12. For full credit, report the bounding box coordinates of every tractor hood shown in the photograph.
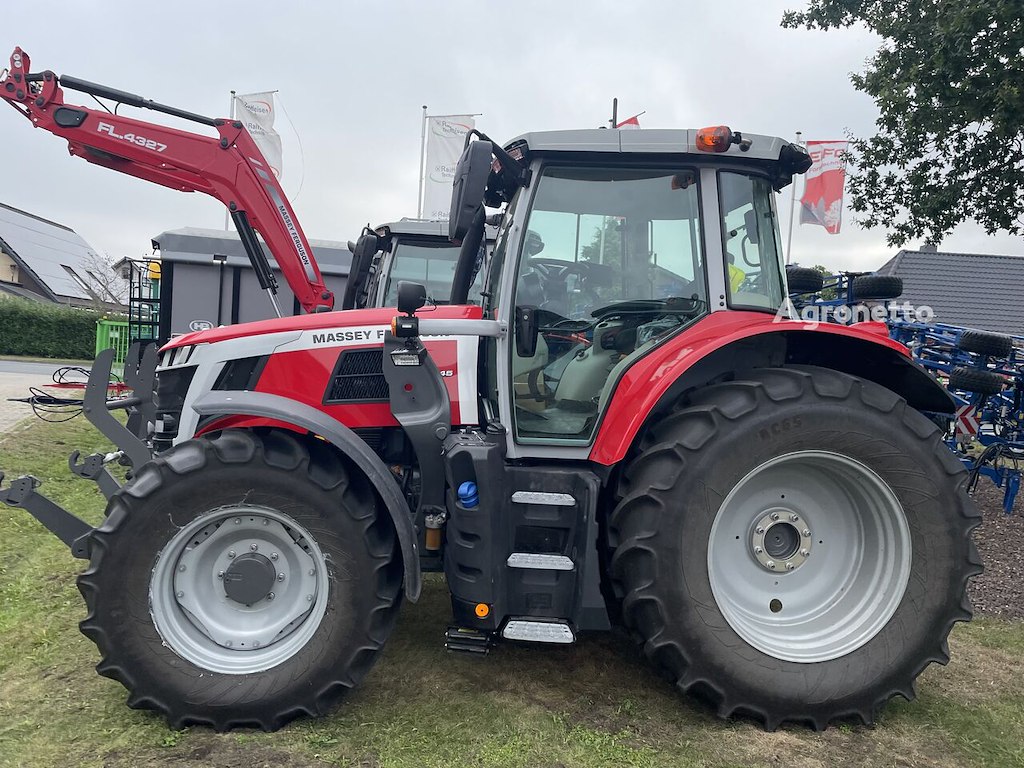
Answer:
[162,304,484,350]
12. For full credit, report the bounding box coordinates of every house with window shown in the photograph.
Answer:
[0,202,127,311]
[875,245,1024,335]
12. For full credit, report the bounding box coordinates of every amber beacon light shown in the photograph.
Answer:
[696,125,734,153]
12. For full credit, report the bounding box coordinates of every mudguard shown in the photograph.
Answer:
[190,390,422,601]
[590,312,954,466]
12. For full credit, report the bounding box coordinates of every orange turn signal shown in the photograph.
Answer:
[696,125,733,153]
[475,603,490,618]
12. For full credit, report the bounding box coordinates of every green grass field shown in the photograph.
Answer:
[1,416,1023,768]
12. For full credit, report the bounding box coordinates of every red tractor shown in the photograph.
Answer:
[0,49,980,732]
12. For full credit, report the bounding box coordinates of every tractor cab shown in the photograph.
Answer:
[342,218,496,310]
[444,127,812,454]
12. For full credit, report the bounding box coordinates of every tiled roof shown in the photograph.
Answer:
[0,202,105,302]
[876,249,1024,335]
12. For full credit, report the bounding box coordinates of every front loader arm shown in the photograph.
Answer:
[0,47,333,314]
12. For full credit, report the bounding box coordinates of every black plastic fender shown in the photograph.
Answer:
[190,390,422,601]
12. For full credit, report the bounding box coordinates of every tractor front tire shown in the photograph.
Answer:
[609,366,980,730]
[78,428,403,731]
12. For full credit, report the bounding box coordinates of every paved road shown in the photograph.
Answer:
[0,360,71,376]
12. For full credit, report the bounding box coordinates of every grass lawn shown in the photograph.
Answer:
[1,416,1023,768]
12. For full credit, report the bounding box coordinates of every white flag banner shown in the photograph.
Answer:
[235,91,283,179]
[422,115,476,221]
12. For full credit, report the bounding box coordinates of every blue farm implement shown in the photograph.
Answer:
[787,266,1023,513]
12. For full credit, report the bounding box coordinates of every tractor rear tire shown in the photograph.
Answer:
[949,366,1005,396]
[77,428,403,731]
[850,274,903,300]
[785,267,824,295]
[958,330,1013,359]
[609,366,980,730]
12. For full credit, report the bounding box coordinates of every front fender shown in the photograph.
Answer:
[590,312,953,466]
[191,390,421,601]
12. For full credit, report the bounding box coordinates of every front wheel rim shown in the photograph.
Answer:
[150,504,330,674]
[708,450,912,663]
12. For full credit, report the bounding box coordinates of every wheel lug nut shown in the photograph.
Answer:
[756,526,765,535]
[801,549,810,557]
[754,546,763,554]
[234,518,241,525]
[228,551,235,559]
[789,514,799,522]
[770,512,780,521]
[767,561,776,569]
[786,563,795,571]
[250,543,258,552]
[262,519,269,526]
[277,573,285,582]
[267,592,275,601]
[252,641,260,648]
[270,553,279,561]
[225,641,233,648]
[802,529,811,537]
[217,571,224,578]
[308,569,315,576]
[306,594,313,602]
[176,591,184,599]
[178,564,187,572]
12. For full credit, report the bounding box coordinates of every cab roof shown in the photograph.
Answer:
[505,128,791,163]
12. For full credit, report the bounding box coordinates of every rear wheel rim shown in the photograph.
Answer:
[150,504,330,674]
[707,450,911,663]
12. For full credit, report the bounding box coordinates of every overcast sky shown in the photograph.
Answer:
[2,1,1018,273]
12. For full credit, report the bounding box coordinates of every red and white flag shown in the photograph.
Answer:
[615,114,642,129]
[799,140,848,235]
[234,91,283,179]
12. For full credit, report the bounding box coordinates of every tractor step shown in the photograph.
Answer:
[502,619,575,644]
[444,626,492,654]
[506,552,574,570]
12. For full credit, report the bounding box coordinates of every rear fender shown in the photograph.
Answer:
[190,390,422,601]
[590,317,953,466]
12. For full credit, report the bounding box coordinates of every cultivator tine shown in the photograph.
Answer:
[0,472,92,558]
[83,349,151,470]
[68,450,120,501]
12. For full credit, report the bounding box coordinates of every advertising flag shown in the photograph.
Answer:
[234,91,283,179]
[799,141,848,234]
[421,115,476,221]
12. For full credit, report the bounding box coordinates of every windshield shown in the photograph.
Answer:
[510,165,707,443]
[383,239,485,306]
[719,172,786,310]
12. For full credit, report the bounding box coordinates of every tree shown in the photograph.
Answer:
[579,217,623,269]
[811,264,838,300]
[782,1,1024,247]
[80,251,128,312]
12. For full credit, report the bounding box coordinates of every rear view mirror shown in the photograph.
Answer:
[514,305,539,358]
[339,231,380,309]
[449,140,493,243]
[397,281,427,315]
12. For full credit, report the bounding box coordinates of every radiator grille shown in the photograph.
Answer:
[325,350,389,403]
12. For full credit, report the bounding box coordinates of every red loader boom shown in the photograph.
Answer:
[0,47,333,314]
